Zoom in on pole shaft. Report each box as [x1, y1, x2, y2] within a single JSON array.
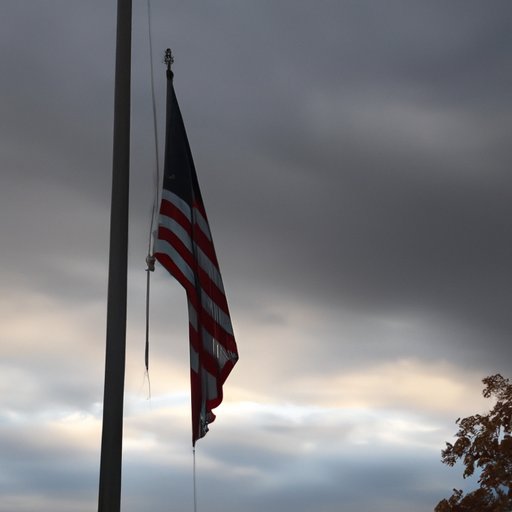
[[98, 1, 132, 511]]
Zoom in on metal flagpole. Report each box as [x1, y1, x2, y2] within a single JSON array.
[[98, 0, 132, 511]]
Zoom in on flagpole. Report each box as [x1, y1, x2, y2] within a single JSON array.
[[98, 1, 132, 511]]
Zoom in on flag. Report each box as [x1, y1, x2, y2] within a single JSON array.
[[154, 67, 239, 446]]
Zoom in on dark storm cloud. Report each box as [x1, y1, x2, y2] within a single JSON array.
[[0, 3, 118, 307], [167, 0, 512, 372], [0, 2, 116, 189], [5, 1, 511, 356]]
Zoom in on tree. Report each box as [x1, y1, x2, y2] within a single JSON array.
[[435, 374, 512, 512]]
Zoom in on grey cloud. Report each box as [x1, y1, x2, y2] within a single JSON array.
[[2, 2, 512, 512]]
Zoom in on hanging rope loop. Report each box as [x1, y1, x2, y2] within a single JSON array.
[[146, 254, 156, 272]]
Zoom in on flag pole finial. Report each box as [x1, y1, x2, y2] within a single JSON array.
[[165, 48, 174, 79]]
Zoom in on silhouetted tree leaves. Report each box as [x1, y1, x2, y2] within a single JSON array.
[[435, 374, 512, 512]]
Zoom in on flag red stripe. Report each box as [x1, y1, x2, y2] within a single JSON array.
[[189, 366, 201, 441], [160, 199, 193, 235], [192, 221, 219, 268], [153, 262, 236, 357], [158, 226, 196, 274], [188, 326, 218, 373], [197, 267, 230, 314], [158, 226, 229, 315], [155, 251, 196, 298], [197, 310, 237, 354], [206, 360, 237, 410], [192, 199, 208, 223]]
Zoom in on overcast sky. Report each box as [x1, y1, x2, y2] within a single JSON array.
[[1, 1, 512, 511]]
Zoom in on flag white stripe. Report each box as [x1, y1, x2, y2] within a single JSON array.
[[196, 246, 225, 293], [190, 346, 199, 373], [201, 328, 231, 369], [154, 239, 195, 287], [161, 189, 191, 220], [191, 289, 233, 344], [158, 215, 193, 252], [190, 301, 234, 370], [192, 206, 212, 241], [188, 300, 198, 331], [158, 212, 225, 294], [160, 190, 211, 244], [203, 368, 218, 401], [201, 290, 234, 335]]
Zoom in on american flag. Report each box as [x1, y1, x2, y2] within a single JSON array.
[[154, 68, 239, 446]]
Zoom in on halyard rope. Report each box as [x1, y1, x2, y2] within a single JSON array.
[[144, 0, 160, 380], [145, 3, 200, 512]]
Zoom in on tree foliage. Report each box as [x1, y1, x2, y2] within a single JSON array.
[[435, 374, 512, 512]]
